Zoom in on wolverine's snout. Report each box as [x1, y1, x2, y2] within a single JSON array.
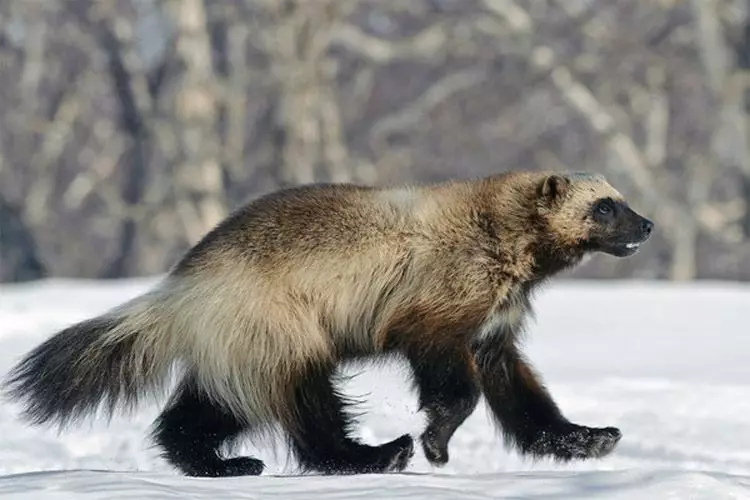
[[626, 208, 654, 244], [610, 208, 654, 257], [639, 217, 654, 239]]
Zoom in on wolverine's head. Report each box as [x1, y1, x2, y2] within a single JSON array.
[[537, 172, 654, 258]]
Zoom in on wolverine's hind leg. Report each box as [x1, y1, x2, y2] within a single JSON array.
[[285, 360, 414, 475], [151, 375, 264, 477]]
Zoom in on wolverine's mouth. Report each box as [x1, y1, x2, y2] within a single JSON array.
[[611, 241, 643, 257]]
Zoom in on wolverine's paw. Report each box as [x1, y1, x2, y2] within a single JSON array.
[[219, 457, 266, 476], [528, 424, 622, 461], [420, 429, 449, 466], [311, 435, 415, 475], [185, 457, 265, 477], [382, 434, 415, 472]]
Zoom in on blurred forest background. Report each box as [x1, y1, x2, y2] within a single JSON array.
[[0, 0, 748, 283]]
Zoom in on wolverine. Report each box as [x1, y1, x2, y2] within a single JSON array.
[[3, 170, 653, 477]]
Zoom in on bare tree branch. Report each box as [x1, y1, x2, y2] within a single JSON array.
[[371, 68, 488, 152], [331, 22, 449, 63]]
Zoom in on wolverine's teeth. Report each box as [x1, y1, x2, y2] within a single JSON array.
[[625, 243, 640, 249]]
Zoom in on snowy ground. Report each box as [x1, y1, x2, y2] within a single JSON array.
[[1, 277, 749, 499]]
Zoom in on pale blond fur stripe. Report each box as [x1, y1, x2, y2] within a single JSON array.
[[86, 245, 424, 426]]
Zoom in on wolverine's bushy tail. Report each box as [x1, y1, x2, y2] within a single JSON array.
[[3, 292, 175, 428]]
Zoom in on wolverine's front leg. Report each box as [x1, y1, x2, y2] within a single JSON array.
[[473, 338, 621, 461], [403, 342, 480, 466]]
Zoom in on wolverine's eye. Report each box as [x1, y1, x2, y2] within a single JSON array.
[[596, 201, 612, 215]]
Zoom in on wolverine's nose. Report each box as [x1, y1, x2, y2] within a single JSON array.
[[640, 218, 654, 237]]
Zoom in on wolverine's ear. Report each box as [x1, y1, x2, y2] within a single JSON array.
[[540, 174, 570, 204]]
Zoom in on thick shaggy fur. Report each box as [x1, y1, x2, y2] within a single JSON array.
[[3, 170, 653, 477]]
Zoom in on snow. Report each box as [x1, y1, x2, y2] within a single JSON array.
[[1, 277, 749, 499]]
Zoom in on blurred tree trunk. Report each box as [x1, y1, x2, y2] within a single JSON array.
[[259, 0, 352, 185], [0, 198, 47, 282], [93, 13, 152, 278], [736, 20, 750, 237], [166, 0, 226, 244], [692, 0, 750, 239]]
